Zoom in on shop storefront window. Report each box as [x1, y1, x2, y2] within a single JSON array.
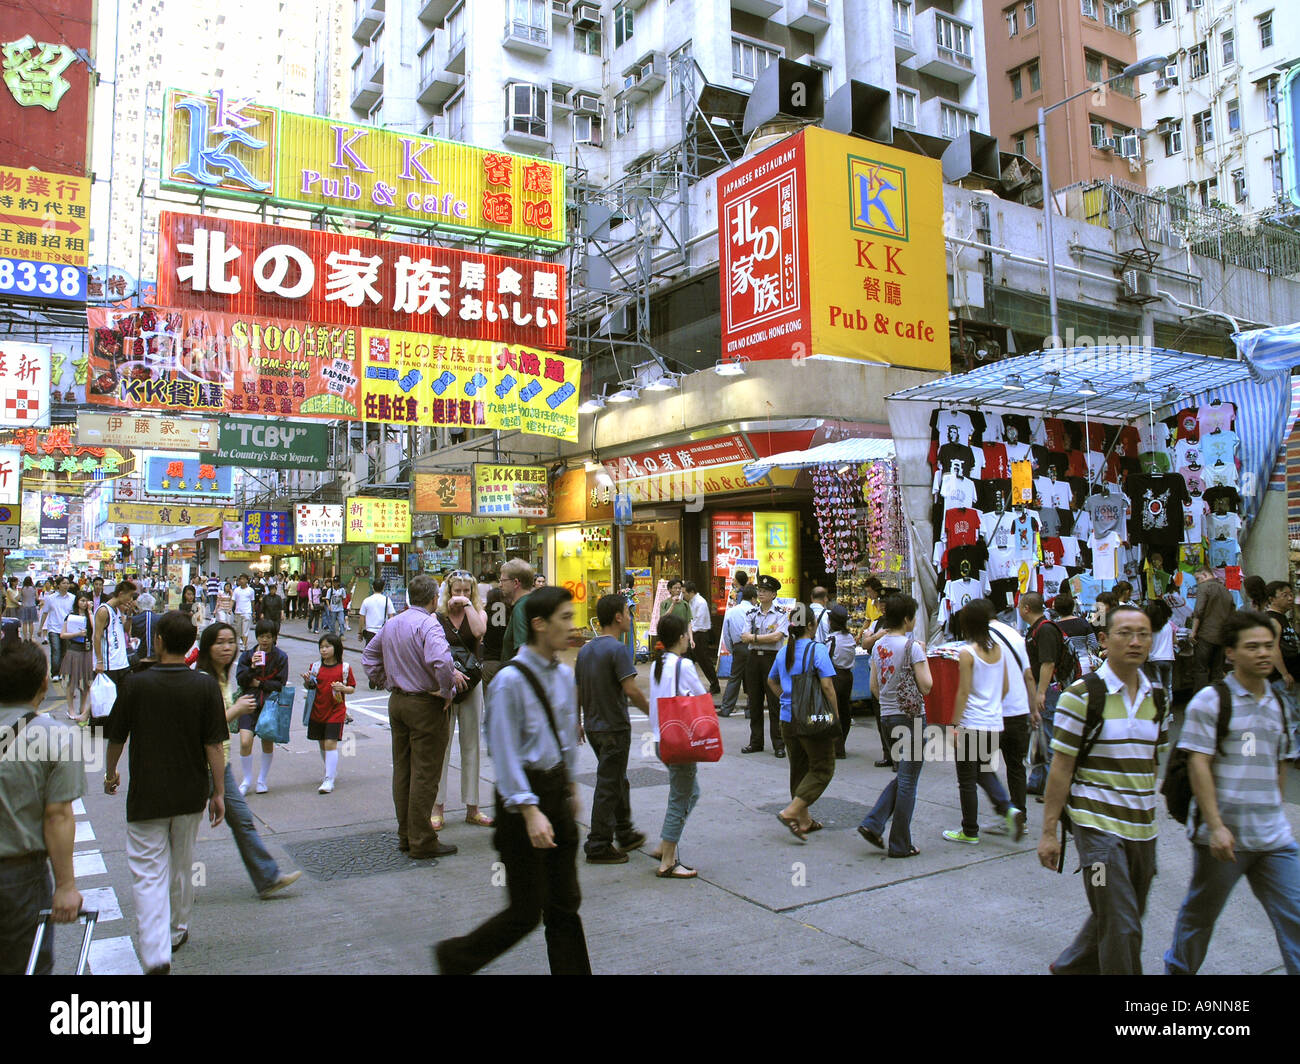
[[624, 517, 682, 647], [554, 525, 613, 629]]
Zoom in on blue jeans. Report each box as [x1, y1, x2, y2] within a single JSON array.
[[323, 609, 341, 636], [0, 856, 52, 974], [719, 646, 747, 716], [222, 763, 280, 893], [955, 727, 1012, 836], [1165, 842, 1300, 975], [1027, 683, 1060, 794], [46, 632, 64, 677], [1144, 661, 1173, 704], [657, 748, 699, 845], [207, 594, 217, 615], [861, 713, 924, 856]]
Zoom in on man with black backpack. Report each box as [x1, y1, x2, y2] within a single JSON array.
[[1019, 593, 1079, 794], [1163, 610, 1300, 975], [1037, 604, 1169, 975]]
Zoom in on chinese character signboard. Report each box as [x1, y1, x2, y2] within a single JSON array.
[[157, 213, 566, 349], [472, 464, 548, 518], [717, 127, 948, 371], [0, 166, 90, 300], [345, 497, 411, 543], [413, 473, 472, 514], [161, 89, 566, 246], [712, 512, 755, 581], [0, 341, 50, 427], [753, 511, 800, 591], [38, 492, 71, 546], [294, 503, 344, 545], [48, 338, 87, 406], [244, 509, 293, 547], [207, 416, 329, 470], [221, 520, 245, 552], [602, 435, 765, 506], [0, 502, 18, 548], [86, 264, 138, 305], [0, 426, 135, 486], [450, 515, 527, 538], [77, 412, 218, 452], [144, 455, 233, 497], [109, 502, 237, 527], [0, 2, 93, 174], [0, 446, 19, 504]]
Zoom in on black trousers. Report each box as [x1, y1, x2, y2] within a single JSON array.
[[585, 730, 633, 854], [833, 667, 853, 746], [1001, 713, 1030, 814], [746, 650, 783, 750], [437, 768, 590, 975], [688, 633, 719, 692]]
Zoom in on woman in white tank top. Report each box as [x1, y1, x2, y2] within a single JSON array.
[[943, 599, 1025, 846]]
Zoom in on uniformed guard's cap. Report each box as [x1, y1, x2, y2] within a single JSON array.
[[756, 574, 781, 592], [829, 604, 849, 623]]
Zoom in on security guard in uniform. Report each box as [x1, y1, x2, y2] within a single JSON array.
[[740, 575, 788, 758]]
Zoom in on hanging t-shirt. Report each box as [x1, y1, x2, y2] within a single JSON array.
[[1199, 431, 1239, 467], [1182, 496, 1208, 543], [1204, 461, 1239, 489], [940, 577, 987, 625], [1113, 425, 1141, 458], [983, 412, 1004, 442], [1058, 536, 1082, 567], [1125, 473, 1190, 545], [1143, 560, 1173, 599], [984, 520, 1020, 581], [1203, 486, 1242, 514], [1135, 452, 1173, 474], [980, 443, 1009, 480], [1206, 511, 1242, 542], [1039, 450, 1069, 479], [1137, 420, 1170, 454], [1174, 440, 1204, 471], [977, 480, 1012, 513], [1009, 461, 1033, 505], [1070, 573, 1104, 609], [1179, 542, 1205, 573], [1017, 562, 1038, 596], [1172, 407, 1201, 443], [1179, 465, 1207, 495], [939, 473, 977, 512], [1197, 402, 1235, 434], [936, 410, 976, 445], [1034, 477, 1072, 508], [1080, 451, 1105, 483], [944, 507, 981, 547], [1084, 490, 1127, 539], [1040, 536, 1065, 566], [1090, 531, 1122, 580], [1042, 418, 1067, 452], [1004, 440, 1032, 465], [1001, 414, 1032, 443], [979, 508, 1012, 543], [1039, 564, 1070, 599], [1102, 452, 1124, 485], [1086, 423, 1107, 451], [937, 442, 978, 479], [1010, 510, 1040, 562], [1208, 539, 1240, 568], [1029, 416, 1048, 446], [945, 545, 988, 581], [1038, 508, 1068, 537]]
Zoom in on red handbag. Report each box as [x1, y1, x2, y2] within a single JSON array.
[[657, 657, 723, 765]]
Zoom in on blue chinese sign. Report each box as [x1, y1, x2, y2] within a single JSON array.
[[145, 455, 233, 497], [243, 509, 293, 547], [0, 258, 86, 301]]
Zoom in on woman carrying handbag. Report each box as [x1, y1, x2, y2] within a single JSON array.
[[647, 614, 708, 878], [234, 620, 289, 795], [433, 572, 492, 830], [302, 634, 355, 794]]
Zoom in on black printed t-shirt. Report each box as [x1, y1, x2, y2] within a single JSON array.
[[1125, 473, 1190, 545]]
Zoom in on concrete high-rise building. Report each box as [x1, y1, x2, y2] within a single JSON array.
[[982, 0, 1146, 189], [1137, 0, 1295, 217]]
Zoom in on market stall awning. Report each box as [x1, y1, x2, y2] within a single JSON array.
[[743, 436, 895, 483], [1233, 323, 1300, 382]]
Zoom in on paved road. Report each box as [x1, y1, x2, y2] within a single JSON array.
[[41, 617, 1297, 975]]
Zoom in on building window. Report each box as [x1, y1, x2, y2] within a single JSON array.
[[1085, 52, 1103, 83], [1089, 115, 1108, 147], [669, 43, 691, 97], [575, 24, 602, 56], [615, 97, 635, 136], [1264, 75, 1280, 121], [1005, 5, 1017, 36], [1109, 60, 1133, 96], [1081, 0, 1098, 20], [893, 0, 912, 34], [1272, 153, 1285, 196], [1014, 132, 1026, 155], [935, 16, 973, 62], [1258, 12, 1273, 49], [1024, 0, 1036, 28], [1197, 177, 1217, 208], [1188, 42, 1208, 80], [1221, 29, 1235, 66], [1162, 119, 1183, 155], [1154, 0, 1172, 24], [508, 0, 548, 45], [505, 82, 547, 138], [614, 2, 633, 47], [1226, 98, 1239, 132], [1102, 1, 1131, 32], [1009, 69, 1022, 100], [444, 94, 465, 141], [732, 37, 780, 82], [940, 105, 974, 138], [1193, 108, 1213, 147], [1231, 168, 1246, 203], [573, 113, 603, 146], [897, 87, 917, 127], [1027, 60, 1040, 93]]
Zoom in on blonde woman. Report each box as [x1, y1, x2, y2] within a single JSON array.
[[433, 571, 493, 829]]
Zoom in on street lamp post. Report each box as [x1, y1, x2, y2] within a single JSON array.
[[1038, 55, 1170, 346]]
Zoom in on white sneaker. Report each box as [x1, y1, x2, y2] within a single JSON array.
[[318, 777, 334, 794], [983, 819, 1009, 836], [238, 780, 251, 797], [255, 781, 269, 794]]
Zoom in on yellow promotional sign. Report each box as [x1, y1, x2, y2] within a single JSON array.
[[161, 89, 565, 246], [359, 332, 581, 442], [345, 496, 411, 543], [753, 511, 800, 591], [0, 164, 90, 268], [472, 463, 548, 519], [450, 515, 527, 538], [109, 503, 239, 527], [803, 127, 949, 370]]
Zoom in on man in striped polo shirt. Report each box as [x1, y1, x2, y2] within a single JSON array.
[[1038, 605, 1168, 975], [1165, 610, 1300, 975]]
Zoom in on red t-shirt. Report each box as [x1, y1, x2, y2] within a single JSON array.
[[1172, 407, 1200, 443], [1042, 418, 1067, 452], [1114, 425, 1141, 457], [310, 661, 353, 725], [980, 443, 1008, 481], [944, 507, 980, 547]]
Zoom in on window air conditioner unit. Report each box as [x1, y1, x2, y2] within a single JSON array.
[[1155, 77, 1172, 91], [1098, 137, 1116, 153], [573, 91, 601, 113], [1114, 0, 1136, 13], [573, 2, 599, 28], [1121, 269, 1156, 300], [1164, 64, 1179, 81], [1118, 134, 1140, 158]]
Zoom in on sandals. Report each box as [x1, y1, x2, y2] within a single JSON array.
[[465, 812, 494, 827], [776, 813, 807, 841], [655, 861, 698, 879], [857, 826, 885, 850], [806, 820, 824, 833]]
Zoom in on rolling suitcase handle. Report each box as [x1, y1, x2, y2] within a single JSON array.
[[26, 909, 99, 976]]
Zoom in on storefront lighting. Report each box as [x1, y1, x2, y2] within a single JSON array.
[[608, 386, 640, 402], [577, 396, 606, 414], [714, 358, 747, 377], [1162, 385, 1181, 404], [583, 459, 601, 472], [644, 372, 681, 392], [1002, 374, 1025, 391], [1078, 380, 1098, 396]]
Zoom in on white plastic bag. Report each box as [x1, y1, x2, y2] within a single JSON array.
[[89, 673, 117, 720]]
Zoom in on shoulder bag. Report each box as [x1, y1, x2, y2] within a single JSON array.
[[895, 633, 926, 718], [790, 642, 839, 737], [657, 656, 723, 764], [439, 612, 482, 704]]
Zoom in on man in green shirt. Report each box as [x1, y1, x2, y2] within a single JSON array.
[[659, 578, 691, 628], [499, 558, 536, 663]]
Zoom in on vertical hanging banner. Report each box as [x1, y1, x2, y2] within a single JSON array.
[[0, 341, 52, 427], [38, 493, 72, 546], [243, 509, 294, 547], [0, 445, 20, 504]]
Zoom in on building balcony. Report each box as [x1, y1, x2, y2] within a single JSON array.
[[416, 0, 454, 26], [785, 0, 830, 34], [894, 27, 916, 62], [911, 8, 977, 84], [503, 19, 551, 56], [417, 39, 462, 106], [352, 67, 382, 110], [352, 0, 384, 43], [502, 119, 551, 151], [621, 51, 667, 100], [731, 0, 783, 18]]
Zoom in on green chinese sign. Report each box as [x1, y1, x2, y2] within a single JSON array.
[[202, 417, 330, 470], [0, 426, 136, 487]]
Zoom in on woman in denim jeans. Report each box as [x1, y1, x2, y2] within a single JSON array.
[[858, 594, 932, 857], [195, 623, 301, 899], [1143, 598, 1175, 705], [647, 614, 706, 879]]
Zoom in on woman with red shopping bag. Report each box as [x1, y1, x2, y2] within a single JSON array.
[[648, 614, 716, 879]]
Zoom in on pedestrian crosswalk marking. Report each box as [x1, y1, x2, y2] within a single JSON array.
[[88, 935, 143, 976], [74, 820, 95, 843], [73, 850, 107, 877], [71, 799, 86, 815], [79, 886, 123, 922]]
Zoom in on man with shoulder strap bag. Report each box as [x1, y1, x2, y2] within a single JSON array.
[[1163, 610, 1300, 975], [435, 587, 591, 976]]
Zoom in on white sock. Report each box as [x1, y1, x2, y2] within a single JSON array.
[[319, 746, 327, 764], [259, 748, 273, 783], [324, 750, 339, 780], [240, 755, 253, 784]]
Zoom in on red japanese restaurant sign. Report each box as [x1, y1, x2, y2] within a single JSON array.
[[156, 212, 566, 350], [602, 435, 753, 482]]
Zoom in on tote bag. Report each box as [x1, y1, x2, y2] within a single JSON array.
[[657, 657, 723, 765], [790, 642, 838, 738], [256, 684, 294, 744]]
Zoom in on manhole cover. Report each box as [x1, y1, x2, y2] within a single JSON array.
[[759, 797, 871, 830], [283, 830, 444, 880], [573, 767, 669, 790]]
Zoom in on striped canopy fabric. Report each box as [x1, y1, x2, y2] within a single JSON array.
[[742, 436, 896, 483]]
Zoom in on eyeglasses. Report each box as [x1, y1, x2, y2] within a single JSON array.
[[1111, 629, 1153, 642]]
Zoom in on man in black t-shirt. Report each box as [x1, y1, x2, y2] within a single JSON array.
[[1019, 592, 1067, 795], [1266, 581, 1300, 687], [260, 588, 284, 637], [576, 595, 650, 863], [103, 610, 227, 975]]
